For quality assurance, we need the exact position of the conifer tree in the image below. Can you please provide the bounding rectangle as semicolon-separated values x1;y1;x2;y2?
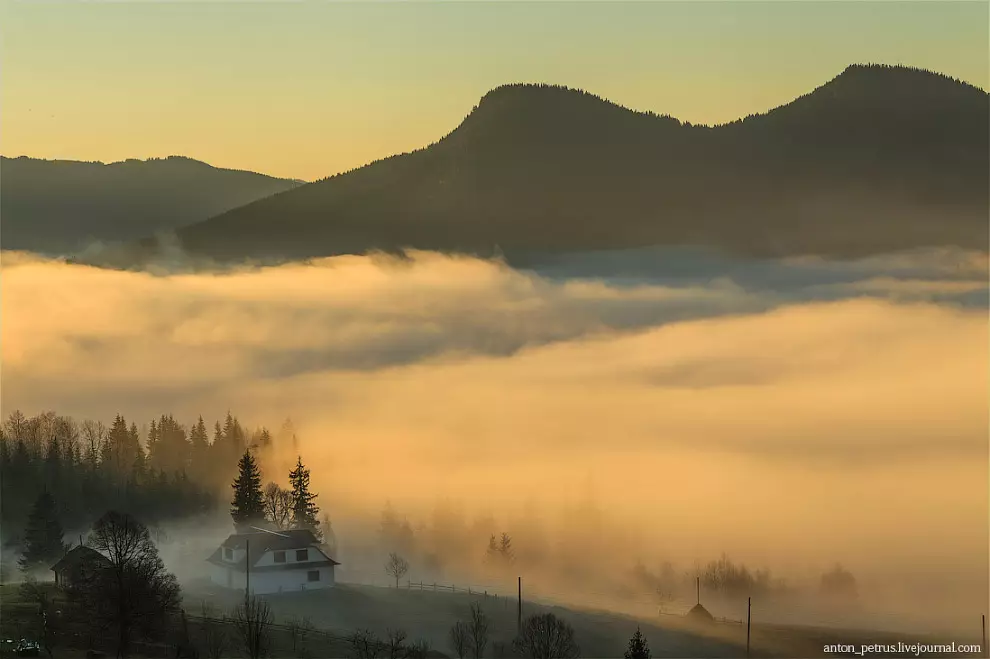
230;450;265;529
288;456;320;535
19;490;68;572
190;417;208;455
624;627;651;659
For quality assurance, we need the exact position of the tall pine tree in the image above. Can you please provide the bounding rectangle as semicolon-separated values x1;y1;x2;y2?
230;450;265;530
624;627;651;659
288;456;320;536
19;490;68;572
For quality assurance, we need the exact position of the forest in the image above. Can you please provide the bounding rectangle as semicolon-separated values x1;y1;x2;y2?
0;409;300;566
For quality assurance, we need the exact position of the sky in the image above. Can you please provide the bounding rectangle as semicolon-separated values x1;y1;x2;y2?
1;1;987;181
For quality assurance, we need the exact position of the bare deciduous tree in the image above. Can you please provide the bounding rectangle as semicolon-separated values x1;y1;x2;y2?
385;628;408;659
201;616;227;659
467;603;489;659
262;482;293;530
349;629;383;659
287;616;302;653
299;617;314;658
232;596;272;659
449;621;469;659
75;510;181;658
385;552;409;588
513;613;579;659
405;639;431;659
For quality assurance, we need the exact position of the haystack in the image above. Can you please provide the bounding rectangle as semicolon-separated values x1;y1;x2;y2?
685;602;715;624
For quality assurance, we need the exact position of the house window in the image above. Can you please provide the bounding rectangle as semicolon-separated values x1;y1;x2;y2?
274;551;286;564
224;548;233;560
296;549;308;562
308;570;320;582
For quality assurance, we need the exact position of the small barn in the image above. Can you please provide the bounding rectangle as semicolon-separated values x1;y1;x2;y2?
207;528;340;595
51;545;112;590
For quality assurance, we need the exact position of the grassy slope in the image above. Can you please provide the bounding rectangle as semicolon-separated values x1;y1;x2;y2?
2;580;982;658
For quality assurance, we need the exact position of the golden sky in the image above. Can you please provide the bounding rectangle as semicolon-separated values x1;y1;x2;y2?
1;1;987;181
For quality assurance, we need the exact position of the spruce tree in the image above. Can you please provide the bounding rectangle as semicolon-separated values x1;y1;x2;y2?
624;627;651;659
288;456;320;535
230;450;264;529
190;417;208;456
19;490;68;573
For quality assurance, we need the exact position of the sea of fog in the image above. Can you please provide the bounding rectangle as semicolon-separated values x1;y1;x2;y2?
1;245;987;637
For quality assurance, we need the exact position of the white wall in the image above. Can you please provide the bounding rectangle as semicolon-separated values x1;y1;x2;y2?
253;546;327;568
219;547;246;564
249;566;335;595
208;561;335;595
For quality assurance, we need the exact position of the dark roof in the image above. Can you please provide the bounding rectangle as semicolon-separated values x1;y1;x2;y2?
51;545;112;572
221;529;319;553
209;529;340;571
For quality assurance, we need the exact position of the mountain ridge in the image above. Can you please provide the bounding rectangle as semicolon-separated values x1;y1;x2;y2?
0;155;305;253
14;63;988;263
157;63;985;263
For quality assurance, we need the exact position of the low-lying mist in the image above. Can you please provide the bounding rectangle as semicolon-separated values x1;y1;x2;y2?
2;247;987;637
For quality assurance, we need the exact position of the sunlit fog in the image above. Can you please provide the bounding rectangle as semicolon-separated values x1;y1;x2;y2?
3;247;986;639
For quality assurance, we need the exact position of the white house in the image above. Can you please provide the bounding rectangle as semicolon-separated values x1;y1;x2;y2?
207;528;340;595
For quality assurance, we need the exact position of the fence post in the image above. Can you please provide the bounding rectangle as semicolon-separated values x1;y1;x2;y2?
746;597;751;658
982;614;987;659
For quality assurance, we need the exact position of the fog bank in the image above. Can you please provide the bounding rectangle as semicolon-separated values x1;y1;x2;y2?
2;248;987;635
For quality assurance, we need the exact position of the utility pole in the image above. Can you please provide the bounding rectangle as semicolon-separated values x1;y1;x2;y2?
696;577;700;605
245;538;250;599
746;597;751;658
517;577;522;633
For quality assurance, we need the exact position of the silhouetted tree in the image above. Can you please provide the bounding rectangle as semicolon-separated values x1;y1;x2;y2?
233;595;272;659
513;613;579;659
19;490;68;573
450;622;469;659
230;451;265;529
385;628;408;659
350;629;384;659
262;482;293;530
75;510;181;658
288;456;320;534
498;533;514;564
624;627;650;659
385;552;409;588
467;603;489;659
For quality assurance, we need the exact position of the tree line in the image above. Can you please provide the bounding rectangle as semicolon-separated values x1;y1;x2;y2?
0;409;304;563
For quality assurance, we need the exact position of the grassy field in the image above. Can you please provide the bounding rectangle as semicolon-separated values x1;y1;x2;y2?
2;580;984;658
183;578;750;658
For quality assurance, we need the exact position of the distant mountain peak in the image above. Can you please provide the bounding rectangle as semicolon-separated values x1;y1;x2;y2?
819;62;986;97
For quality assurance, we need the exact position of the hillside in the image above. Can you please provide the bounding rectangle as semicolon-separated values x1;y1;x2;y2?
150;64;988;263
0;155;303;253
